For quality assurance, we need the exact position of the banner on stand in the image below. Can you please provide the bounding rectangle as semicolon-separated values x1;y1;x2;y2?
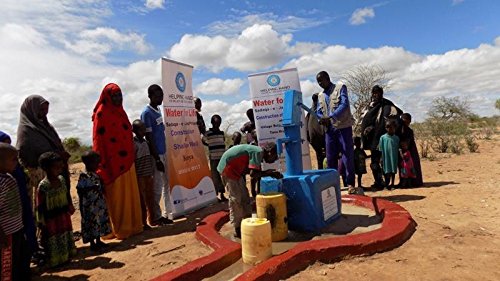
248;68;312;171
161;58;217;218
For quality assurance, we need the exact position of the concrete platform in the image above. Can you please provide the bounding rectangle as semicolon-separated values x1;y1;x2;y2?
207;204;382;281
152;195;416;281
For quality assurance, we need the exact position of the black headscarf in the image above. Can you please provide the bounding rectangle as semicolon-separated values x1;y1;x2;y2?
16;95;64;167
360;98;402;150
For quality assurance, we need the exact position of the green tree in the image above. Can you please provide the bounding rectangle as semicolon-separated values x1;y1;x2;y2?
496;98;500;111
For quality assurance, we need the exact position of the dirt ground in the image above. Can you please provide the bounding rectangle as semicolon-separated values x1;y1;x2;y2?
33;136;500;281
290;136;500;281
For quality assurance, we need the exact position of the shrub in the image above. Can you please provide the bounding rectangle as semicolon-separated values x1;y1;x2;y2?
465;135;479;152
63;137;92;164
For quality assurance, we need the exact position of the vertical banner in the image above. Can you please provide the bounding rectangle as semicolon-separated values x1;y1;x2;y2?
161;58;217;217
248;68;312;171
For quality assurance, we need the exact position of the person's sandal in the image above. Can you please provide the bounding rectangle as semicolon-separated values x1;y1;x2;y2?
348;186;357;194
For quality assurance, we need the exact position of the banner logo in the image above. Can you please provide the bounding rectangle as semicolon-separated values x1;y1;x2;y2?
267;74;281;87
175;72;186;92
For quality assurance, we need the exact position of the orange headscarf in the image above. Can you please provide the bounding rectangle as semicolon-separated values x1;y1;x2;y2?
92;83;134;185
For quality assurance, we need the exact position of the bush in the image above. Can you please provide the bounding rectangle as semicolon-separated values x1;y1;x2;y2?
413;123;432;158
63;137;81;151
465;135;479;152
413;119;471;155
478;127;494;140
62;137;92;164
427;119;467;153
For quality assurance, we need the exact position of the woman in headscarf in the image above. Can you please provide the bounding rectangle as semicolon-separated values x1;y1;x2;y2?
16;95;71;207
92;83;142;239
360;85;402;189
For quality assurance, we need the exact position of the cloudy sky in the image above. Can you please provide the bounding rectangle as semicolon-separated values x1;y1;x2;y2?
1;0;499;144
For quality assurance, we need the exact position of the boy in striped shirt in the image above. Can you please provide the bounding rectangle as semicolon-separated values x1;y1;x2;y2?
203;115;227;202
0;143;30;280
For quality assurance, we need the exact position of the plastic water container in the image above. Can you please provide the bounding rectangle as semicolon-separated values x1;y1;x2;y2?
241;218;272;265
256;192;288;241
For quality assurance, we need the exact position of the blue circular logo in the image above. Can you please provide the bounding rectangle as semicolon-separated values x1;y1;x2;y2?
175;72;186;92
267;74;281;87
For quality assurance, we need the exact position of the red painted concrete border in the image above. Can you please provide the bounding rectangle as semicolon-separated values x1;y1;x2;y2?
236;195;416;281
151;210;241;281
152;195;416;281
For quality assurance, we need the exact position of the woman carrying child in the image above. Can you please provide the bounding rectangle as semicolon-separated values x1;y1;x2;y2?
378;120;400;189
76;151;112;251
397;113;423;186
36;152;76;267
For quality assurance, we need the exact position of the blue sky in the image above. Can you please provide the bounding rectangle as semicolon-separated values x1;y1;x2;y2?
1;0;499;143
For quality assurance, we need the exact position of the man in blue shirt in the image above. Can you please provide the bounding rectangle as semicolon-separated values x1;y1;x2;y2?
315;71;362;195
141;84;173;225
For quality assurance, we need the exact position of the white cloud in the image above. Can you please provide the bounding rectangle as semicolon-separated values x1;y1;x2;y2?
452;0;464;5
145;0;165;10
169;24;291;72
0;22;157;144
169;34;231;72
285;38;500;121
64;27;151;60
285;45;421;78
1;1;499;146
207;12;329;35
195;78;245;96
198;99;253;134
226;24;291;71
1;1;150;61
288;42;325;57
300;80;322;101
0;0;112;40
349;7;375;25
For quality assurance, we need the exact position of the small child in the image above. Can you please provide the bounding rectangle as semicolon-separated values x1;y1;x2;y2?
249;129;258;146
36;152;76;267
0;143;30;280
229;132;242;148
76;150;111;251
132;120;156;228
353;137;368;188
240;109;256;144
378;120;400;189
399;139;416;188
203;115;227;202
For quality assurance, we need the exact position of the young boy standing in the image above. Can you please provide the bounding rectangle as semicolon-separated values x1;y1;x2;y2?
0;143;30;281
132;120;156;228
203;115;227;202
141;84;173;225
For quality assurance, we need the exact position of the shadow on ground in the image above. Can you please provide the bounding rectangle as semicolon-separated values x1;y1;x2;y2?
423;181;458;188
32;201;229;279
375;194;426;203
